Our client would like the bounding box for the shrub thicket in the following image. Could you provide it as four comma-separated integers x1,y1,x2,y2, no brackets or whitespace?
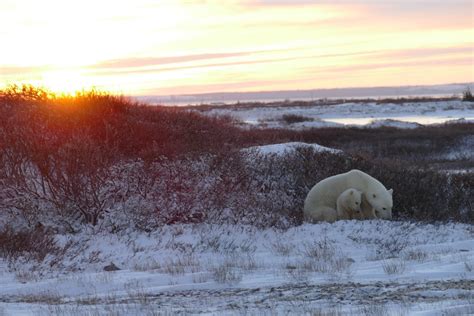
0,85,472,233
0,225,58,262
240,124,473,164
462,87,474,101
0,85,240,229
281,114,314,124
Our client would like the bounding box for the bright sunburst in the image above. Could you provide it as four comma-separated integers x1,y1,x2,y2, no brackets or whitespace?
1,0,472,95
39,70,94,95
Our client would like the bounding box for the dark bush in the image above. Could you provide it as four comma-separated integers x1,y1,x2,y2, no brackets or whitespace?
462,87,474,102
0,85,240,227
281,114,314,124
0,225,58,262
239,123,474,167
213,148,473,225
343,158,473,222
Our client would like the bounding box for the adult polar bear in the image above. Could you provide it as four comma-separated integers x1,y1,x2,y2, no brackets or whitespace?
304,169,393,222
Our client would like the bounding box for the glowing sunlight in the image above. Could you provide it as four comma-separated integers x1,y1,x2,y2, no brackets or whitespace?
1,0,473,95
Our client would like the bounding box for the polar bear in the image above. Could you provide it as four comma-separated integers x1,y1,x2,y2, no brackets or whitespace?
304,205,339,223
336,188,363,220
304,169,393,222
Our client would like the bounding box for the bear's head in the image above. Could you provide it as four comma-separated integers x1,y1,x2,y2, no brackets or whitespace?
347,189,363,219
346,189,362,214
366,188,393,219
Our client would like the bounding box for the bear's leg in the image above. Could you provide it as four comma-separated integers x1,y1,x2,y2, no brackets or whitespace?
336,207,351,220
361,194,377,219
305,206,338,223
351,209,363,220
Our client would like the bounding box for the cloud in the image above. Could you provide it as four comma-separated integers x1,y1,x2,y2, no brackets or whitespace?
93,52,252,69
90,56,291,76
245,0,471,5
243,0,472,20
313,57,473,74
0,65,50,75
140,78,280,95
89,44,473,77
372,46,474,60
87,49,377,77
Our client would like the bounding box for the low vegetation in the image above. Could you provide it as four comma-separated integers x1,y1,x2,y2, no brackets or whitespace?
185,96,460,111
281,114,314,124
239,124,474,168
462,87,474,102
382,259,407,275
0,85,472,241
0,225,59,262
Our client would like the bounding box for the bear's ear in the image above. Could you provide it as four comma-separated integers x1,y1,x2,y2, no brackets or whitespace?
388,189,393,195
350,190,354,195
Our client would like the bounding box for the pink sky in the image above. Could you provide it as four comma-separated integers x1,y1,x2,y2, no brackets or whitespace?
1,0,473,95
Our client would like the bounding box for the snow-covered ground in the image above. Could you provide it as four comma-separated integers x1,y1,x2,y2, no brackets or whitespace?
199,100,474,129
1,221,473,315
1,99,472,315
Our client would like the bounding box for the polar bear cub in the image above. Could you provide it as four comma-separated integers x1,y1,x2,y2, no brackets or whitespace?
336,188,363,220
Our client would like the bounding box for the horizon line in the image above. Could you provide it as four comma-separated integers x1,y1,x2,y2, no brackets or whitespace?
135,81,474,98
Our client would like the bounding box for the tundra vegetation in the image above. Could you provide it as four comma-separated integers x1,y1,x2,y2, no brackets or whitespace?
0,86,472,314
0,85,471,235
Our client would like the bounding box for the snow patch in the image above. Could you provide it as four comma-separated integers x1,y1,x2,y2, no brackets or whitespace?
366,119,422,129
245,142,342,155
201,100,474,129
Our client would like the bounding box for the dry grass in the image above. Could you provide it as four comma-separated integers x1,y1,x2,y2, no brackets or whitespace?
211,263,243,285
403,249,429,262
192,272,212,284
14,270,40,283
269,238,294,256
301,238,337,261
132,259,162,272
382,259,407,275
464,260,473,272
162,254,200,275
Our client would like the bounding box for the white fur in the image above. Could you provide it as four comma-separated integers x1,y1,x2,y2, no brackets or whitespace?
336,188,362,220
305,206,338,223
304,169,393,222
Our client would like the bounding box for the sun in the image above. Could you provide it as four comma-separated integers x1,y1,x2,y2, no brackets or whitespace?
41,70,95,95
